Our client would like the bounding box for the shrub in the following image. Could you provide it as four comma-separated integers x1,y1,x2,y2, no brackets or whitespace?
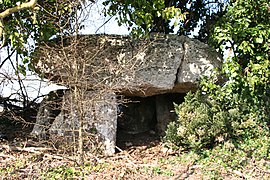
164,91,269,153
164,0,270,155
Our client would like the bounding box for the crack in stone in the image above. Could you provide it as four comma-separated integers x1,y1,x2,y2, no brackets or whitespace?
174,38,186,86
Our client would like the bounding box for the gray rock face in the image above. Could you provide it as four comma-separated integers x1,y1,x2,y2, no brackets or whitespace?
35,34,221,96
156,95,176,136
155,93,185,136
52,91,117,156
175,37,221,92
30,90,64,139
93,93,117,155
32,34,221,155
32,91,117,156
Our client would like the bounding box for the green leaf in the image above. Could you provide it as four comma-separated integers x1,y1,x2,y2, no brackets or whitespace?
254,37,264,44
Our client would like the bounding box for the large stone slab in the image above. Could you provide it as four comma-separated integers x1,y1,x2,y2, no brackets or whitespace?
34,34,221,97
32,34,222,155
32,90,117,156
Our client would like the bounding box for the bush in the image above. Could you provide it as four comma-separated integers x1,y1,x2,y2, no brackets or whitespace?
164,91,269,152
164,0,270,154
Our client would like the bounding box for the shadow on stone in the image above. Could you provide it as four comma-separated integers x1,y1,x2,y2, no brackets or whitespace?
116,93,185,151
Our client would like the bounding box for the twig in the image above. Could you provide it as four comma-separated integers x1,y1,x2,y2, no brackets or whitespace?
228,169,247,179
0,153,16,160
0,48,15,69
95,16,114,34
115,145,123,152
43,153,65,160
0,145,53,153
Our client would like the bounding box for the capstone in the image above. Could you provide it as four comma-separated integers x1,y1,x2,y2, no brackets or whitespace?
32,34,222,155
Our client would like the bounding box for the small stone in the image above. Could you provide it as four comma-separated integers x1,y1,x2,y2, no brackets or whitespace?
0,134,8,140
125,142,133,147
161,147,173,154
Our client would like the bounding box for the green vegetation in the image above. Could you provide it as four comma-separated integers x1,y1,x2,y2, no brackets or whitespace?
103,0,228,41
0,0,84,74
42,166,82,179
164,0,270,176
0,0,269,178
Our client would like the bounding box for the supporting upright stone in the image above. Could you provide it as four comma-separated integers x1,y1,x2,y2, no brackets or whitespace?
32,90,117,156
93,93,117,156
155,94,178,136
51,91,117,155
30,90,64,139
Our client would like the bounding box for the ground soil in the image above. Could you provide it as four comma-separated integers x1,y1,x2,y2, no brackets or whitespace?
0,120,269,179
0,120,197,179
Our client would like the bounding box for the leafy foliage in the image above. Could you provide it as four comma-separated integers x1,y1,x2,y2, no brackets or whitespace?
0,0,83,56
164,92,270,151
208,0,270,120
103,0,184,37
164,0,270,158
104,0,229,41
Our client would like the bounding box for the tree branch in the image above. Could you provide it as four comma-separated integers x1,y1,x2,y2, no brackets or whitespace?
0,0,38,47
0,0,37,19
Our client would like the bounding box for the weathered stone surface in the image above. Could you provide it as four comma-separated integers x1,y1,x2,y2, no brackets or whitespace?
156,95,175,136
155,93,185,136
54,91,117,156
30,90,64,139
32,90,117,156
93,93,117,155
174,37,222,92
34,34,221,97
32,34,222,155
